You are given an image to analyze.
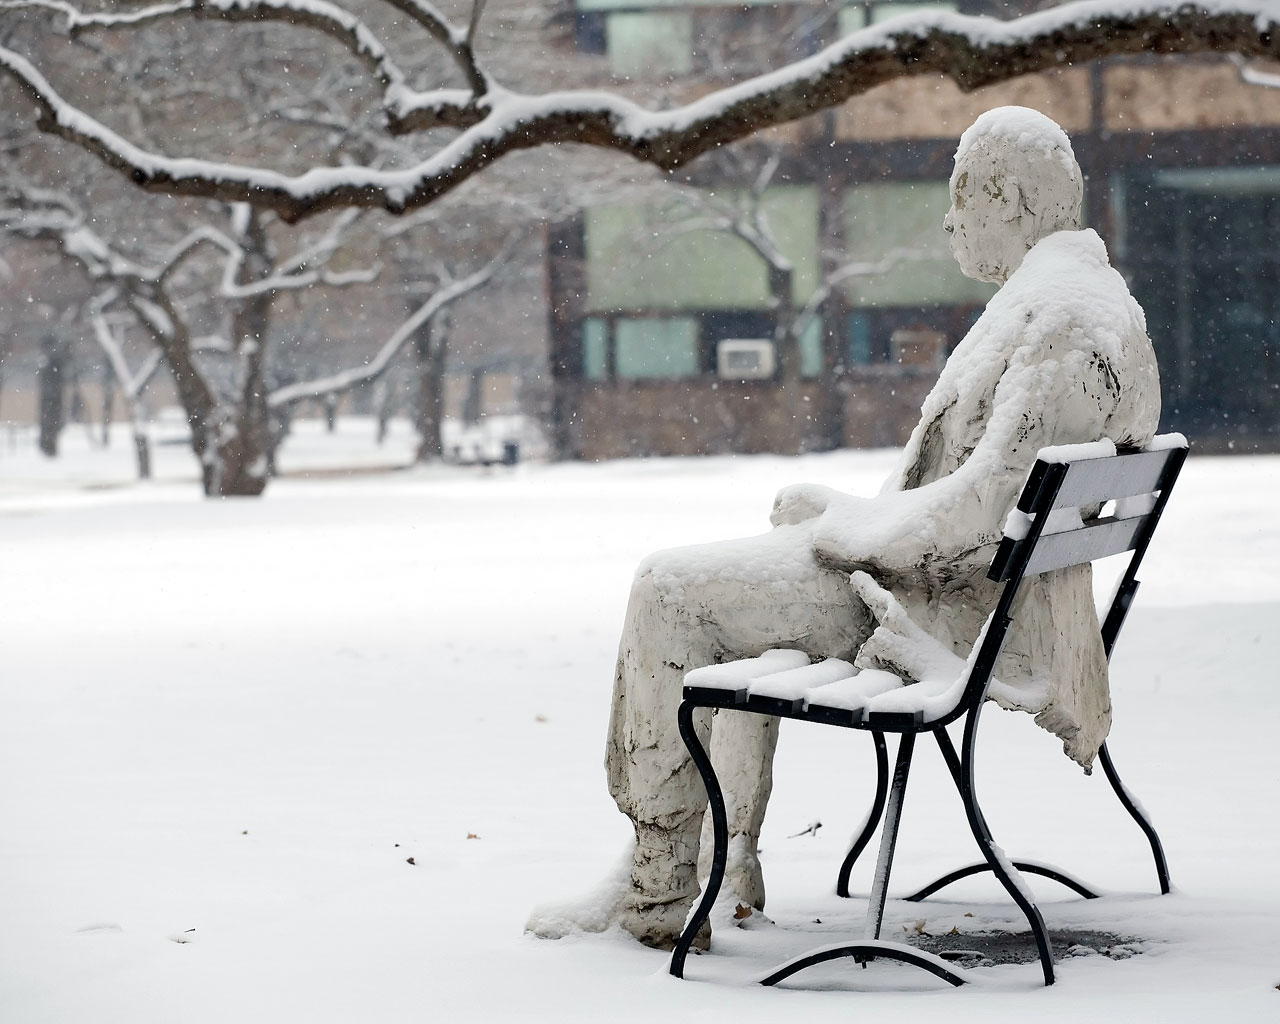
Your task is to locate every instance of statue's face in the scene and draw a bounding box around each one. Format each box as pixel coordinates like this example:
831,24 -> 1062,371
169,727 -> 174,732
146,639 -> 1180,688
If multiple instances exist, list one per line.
943,129 -> 1083,284
942,144 -> 1027,285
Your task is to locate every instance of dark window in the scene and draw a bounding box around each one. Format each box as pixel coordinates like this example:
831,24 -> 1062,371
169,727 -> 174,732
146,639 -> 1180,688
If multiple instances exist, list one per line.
575,12 -> 606,54
1119,168 -> 1280,447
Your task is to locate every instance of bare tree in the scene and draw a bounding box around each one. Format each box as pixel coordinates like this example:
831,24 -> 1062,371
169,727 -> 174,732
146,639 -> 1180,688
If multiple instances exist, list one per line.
3,186 -> 504,493
0,1 -> 1275,222
89,305 -> 164,478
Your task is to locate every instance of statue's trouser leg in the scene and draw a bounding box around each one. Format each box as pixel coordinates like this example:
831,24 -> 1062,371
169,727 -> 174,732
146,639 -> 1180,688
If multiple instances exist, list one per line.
604,525 -> 868,949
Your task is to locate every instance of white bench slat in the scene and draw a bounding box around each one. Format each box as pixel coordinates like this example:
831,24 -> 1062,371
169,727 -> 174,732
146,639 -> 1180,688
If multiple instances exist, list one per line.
683,649 -> 810,690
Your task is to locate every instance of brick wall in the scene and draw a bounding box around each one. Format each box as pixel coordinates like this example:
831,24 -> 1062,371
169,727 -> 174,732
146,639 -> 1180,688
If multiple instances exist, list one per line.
561,365 -> 940,461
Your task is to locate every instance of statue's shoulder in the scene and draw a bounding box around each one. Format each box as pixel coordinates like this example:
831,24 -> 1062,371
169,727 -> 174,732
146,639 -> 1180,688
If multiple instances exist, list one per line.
1018,228 -> 1113,278
1008,229 -> 1141,342
1008,230 -> 1141,322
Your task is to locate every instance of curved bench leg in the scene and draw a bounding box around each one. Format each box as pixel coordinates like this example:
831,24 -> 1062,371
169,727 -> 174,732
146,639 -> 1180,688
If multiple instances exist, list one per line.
669,700 -> 726,979
903,860 -> 1099,902
956,709 -> 1055,986
1098,740 -> 1171,895
766,735 -> 971,989
761,939 -> 966,988
836,730 -> 889,898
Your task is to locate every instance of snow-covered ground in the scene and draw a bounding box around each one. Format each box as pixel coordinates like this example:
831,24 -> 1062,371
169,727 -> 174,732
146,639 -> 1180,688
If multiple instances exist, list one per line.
1,420 -> 1278,1021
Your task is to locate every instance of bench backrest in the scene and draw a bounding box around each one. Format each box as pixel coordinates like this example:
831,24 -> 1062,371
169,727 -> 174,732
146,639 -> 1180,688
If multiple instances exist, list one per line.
988,439 -> 1187,585
953,436 -> 1188,718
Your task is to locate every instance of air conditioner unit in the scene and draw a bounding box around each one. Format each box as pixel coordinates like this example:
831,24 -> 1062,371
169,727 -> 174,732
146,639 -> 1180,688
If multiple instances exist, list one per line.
716,339 -> 776,380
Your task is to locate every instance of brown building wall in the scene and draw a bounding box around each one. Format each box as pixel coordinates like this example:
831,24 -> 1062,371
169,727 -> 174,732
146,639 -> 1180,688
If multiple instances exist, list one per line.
839,366 -> 937,450
569,378 -> 833,461
836,69 -> 1092,142
563,366 -> 939,461
834,58 -> 1280,144
1103,61 -> 1280,132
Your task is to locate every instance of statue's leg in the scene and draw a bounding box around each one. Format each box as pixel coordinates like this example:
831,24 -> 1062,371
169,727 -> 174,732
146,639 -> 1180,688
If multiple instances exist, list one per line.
604,525 -> 869,949
604,566 -> 715,949
700,710 -> 778,914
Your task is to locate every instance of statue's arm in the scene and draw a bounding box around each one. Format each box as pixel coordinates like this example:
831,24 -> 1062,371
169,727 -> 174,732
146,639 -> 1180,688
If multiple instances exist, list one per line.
810,339 -> 1119,574
769,482 -> 850,526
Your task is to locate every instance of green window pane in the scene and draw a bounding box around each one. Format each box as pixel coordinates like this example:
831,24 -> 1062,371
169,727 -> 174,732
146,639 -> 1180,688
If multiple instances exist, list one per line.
583,318 -> 608,380
585,187 -> 819,312
868,2 -> 957,27
837,5 -> 867,34
799,317 -> 824,378
839,2 -> 958,34
842,182 -> 996,308
606,12 -> 692,78
615,318 -> 700,379
847,312 -> 872,365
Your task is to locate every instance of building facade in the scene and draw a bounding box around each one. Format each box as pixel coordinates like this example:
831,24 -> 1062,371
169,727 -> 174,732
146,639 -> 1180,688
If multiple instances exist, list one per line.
549,0 -> 1280,458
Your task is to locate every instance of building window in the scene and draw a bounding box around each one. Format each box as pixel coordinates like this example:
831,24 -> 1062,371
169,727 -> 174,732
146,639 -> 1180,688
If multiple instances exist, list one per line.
1118,165 -> 1280,443
839,1 -> 958,33
798,317 -> 824,377
614,317 -> 701,379
841,181 -> 995,308
583,318 -> 609,380
606,12 -> 694,78
575,12 -> 607,54
584,187 -> 820,313
847,312 -> 873,365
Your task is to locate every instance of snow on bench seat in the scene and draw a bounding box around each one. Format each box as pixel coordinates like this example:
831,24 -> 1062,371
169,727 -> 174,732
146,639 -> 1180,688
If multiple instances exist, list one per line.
683,648 -> 969,729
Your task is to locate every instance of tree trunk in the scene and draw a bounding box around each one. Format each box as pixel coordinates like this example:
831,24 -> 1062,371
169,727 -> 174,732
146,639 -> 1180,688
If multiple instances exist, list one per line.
204,209 -> 274,497
101,365 -> 115,447
133,429 -> 151,480
414,313 -> 449,462
36,334 -> 66,457
202,433 -> 269,496
461,368 -> 483,425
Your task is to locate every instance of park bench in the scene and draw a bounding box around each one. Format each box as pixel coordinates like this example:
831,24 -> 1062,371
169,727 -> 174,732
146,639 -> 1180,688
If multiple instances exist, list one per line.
668,436 -> 1189,988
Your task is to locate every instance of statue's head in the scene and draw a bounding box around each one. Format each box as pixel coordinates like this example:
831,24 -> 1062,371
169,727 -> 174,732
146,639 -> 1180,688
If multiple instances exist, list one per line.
943,106 -> 1083,284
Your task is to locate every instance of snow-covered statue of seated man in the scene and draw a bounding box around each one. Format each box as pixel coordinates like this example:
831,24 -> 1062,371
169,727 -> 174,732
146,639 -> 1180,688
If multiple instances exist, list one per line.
533,105 -> 1160,950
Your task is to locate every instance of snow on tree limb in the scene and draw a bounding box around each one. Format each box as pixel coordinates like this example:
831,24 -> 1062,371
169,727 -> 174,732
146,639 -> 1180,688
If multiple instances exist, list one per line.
91,309 -> 164,401
266,245 -> 509,408
1,1 -> 1278,221
1229,50 -> 1280,86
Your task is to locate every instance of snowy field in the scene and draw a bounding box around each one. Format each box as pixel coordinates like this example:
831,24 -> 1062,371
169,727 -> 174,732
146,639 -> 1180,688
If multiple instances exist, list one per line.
1,419 -> 1278,1022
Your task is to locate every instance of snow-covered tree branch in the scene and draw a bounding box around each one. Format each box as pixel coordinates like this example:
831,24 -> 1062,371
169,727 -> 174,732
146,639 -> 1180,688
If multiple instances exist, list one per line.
90,306 -> 164,478
266,245 -> 509,411
1,1 -> 1277,221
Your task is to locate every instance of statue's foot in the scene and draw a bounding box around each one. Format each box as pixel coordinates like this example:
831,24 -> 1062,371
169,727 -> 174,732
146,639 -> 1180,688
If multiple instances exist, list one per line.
527,825 -> 708,950
722,835 -> 766,913
612,890 -> 707,951
525,881 -> 708,951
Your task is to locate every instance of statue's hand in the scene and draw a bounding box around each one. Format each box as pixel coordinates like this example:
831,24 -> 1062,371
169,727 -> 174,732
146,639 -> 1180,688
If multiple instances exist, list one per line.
810,487 -> 974,574
769,482 -> 849,527
849,571 -> 967,685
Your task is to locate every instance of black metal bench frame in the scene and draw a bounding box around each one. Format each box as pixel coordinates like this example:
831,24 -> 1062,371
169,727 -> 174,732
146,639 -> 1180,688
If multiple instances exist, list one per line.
669,440 -> 1188,988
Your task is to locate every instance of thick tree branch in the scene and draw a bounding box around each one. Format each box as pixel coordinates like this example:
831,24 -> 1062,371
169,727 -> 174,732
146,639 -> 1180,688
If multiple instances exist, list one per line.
2,2 -> 1277,222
